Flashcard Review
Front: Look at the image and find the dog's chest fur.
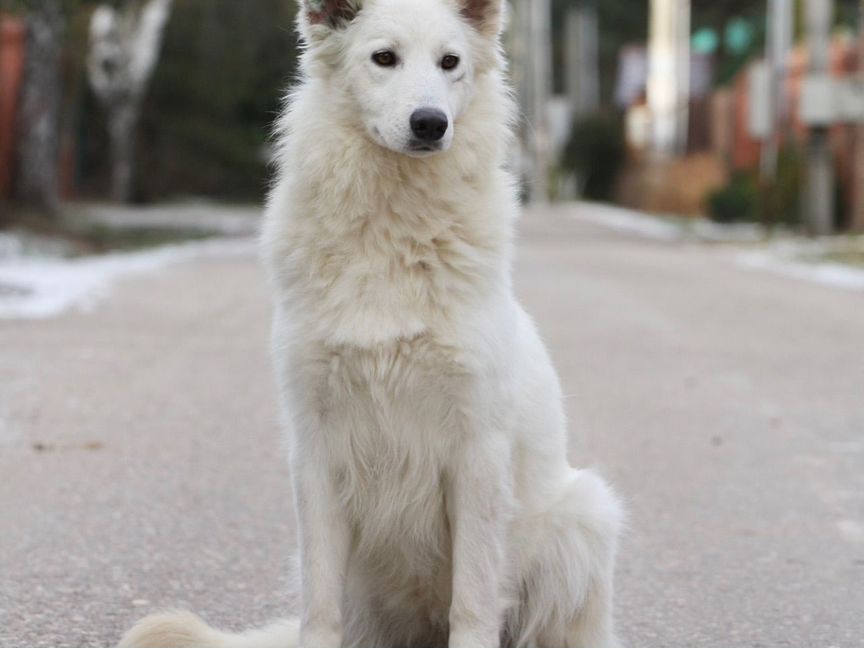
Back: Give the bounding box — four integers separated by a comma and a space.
301, 333, 475, 623
327, 338, 460, 535
278, 209, 498, 606
272, 182, 506, 348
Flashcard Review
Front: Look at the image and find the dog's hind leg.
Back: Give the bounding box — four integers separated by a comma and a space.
117, 611, 300, 648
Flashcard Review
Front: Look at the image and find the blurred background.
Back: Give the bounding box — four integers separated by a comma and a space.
3, 0, 864, 235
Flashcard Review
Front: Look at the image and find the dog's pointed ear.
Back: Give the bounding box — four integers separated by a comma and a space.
300, 0, 363, 31
459, 0, 505, 37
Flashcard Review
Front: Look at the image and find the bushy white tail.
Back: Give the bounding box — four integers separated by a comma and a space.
118, 611, 300, 648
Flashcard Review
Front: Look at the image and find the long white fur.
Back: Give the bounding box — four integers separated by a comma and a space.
119, 0, 623, 647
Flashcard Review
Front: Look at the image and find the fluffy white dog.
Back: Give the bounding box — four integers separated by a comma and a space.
119, 0, 623, 647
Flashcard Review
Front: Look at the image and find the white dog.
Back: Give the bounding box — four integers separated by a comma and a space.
119, 0, 623, 647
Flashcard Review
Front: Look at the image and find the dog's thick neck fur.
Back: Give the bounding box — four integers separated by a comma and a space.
263, 25, 519, 348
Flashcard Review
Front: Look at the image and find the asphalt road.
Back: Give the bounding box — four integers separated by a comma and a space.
1, 204, 862, 647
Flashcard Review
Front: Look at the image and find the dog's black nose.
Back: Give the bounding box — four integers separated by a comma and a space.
410, 108, 448, 142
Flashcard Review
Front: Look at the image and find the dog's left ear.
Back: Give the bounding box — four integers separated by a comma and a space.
301, 0, 363, 30
459, 0, 505, 37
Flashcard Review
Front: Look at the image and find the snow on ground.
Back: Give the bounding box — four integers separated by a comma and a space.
0, 237, 255, 319
568, 202, 864, 292
567, 202, 684, 241
567, 201, 767, 243
735, 249, 864, 291
69, 201, 262, 237
0, 231, 78, 261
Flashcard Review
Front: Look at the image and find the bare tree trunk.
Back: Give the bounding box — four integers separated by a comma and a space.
14, 0, 64, 216
852, 0, 864, 232
87, 0, 173, 203
107, 101, 139, 202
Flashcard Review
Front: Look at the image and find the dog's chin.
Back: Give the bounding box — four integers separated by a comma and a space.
382, 138, 449, 158
403, 143, 446, 159
368, 128, 451, 158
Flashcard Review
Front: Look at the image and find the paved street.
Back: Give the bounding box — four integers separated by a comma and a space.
1, 204, 862, 647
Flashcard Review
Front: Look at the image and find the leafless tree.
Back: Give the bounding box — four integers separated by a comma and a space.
14, 0, 64, 216
87, 0, 172, 202
854, 0, 864, 232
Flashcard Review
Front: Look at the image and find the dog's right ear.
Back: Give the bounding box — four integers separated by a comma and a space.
459, 0, 505, 38
299, 0, 363, 33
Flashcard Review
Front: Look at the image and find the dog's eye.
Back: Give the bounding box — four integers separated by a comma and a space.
372, 50, 397, 67
441, 54, 460, 71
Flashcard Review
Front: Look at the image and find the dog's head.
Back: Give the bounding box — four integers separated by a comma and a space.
297, 0, 505, 157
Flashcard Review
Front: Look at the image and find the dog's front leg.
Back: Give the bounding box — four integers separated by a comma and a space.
293, 453, 350, 648
447, 434, 511, 648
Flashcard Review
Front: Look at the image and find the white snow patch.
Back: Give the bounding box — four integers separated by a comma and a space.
72, 201, 261, 237
568, 203, 684, 241
735, 252, 864, 291
0, 231, 78, 260
0, 237, 255, 320
562, 202, 864, 291
565, 202, 767, 243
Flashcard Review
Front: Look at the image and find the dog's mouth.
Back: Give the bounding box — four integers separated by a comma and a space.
406, 140, 444, 156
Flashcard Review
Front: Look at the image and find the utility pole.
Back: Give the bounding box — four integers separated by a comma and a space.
565, 0, 599, 119
647, 0, 691, 157
528, 0, 552, 203
761, 0, 794, 179
805, 0, 835, 235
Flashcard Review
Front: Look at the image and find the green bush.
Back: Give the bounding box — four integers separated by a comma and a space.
760, 145, 802, 227
707, 172, 758, 223
560, 113, 626, 202
707, 146, 803, 226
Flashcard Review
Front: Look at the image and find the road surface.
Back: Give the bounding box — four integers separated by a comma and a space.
1, 204, 862, 647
